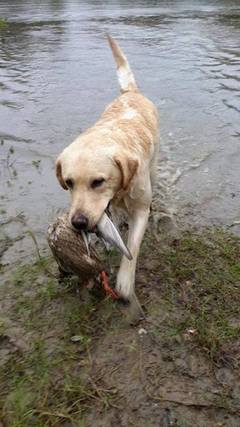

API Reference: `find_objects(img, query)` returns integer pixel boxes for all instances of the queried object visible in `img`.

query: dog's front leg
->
[116,207,150,319]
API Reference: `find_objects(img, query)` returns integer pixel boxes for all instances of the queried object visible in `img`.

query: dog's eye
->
[65,178,74,189]
[91,178,105,189]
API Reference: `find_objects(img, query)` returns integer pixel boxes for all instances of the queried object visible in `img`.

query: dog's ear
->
[114,154,139,191]
[56,159,68,190]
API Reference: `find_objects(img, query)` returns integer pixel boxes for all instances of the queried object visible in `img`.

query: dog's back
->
[81,37,158,160]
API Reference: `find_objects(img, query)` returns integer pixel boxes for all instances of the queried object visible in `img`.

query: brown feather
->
[47,213,103,281]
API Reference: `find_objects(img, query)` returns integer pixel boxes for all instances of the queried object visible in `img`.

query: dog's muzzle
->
[71,213,89,231]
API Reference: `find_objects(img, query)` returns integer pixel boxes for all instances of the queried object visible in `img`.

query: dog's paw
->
[116,278,133,301]
[128,294,145,325]
[117,293,145,325]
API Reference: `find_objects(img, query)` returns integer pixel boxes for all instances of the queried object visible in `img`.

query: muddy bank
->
[1,0,240,237]
[0,228,240,426]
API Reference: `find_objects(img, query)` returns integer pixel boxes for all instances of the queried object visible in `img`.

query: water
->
[0,0,240,258]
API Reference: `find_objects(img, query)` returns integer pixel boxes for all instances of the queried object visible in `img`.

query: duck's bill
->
[81,230,90,257]
[97,212,132,260]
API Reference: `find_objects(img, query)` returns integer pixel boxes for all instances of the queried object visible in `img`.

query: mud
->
[0,228,240,426]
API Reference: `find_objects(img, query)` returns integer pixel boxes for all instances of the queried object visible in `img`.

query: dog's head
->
[56,143,138,232]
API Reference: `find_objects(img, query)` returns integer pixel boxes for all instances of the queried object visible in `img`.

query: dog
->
[56,35,159,319]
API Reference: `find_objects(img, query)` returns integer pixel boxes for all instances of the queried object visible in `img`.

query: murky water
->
[0,0,240,258]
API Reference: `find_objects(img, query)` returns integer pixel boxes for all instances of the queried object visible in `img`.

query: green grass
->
[0,227,240,424]
[0,254,121,425]
[142,229,240,361]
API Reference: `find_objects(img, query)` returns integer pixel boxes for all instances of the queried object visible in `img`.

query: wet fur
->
[56,36,159,319]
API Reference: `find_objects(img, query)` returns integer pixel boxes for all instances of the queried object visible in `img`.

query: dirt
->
[0,225,240,427]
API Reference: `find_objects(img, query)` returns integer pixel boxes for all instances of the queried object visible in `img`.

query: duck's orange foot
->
[99,271,119,300]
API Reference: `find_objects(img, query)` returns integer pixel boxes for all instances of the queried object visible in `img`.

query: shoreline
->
[1,225,240,426]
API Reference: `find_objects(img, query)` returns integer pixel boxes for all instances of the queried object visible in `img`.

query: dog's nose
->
[71,213,89,231]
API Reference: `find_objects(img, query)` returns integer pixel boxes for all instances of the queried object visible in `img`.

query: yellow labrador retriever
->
[56,36,158,317]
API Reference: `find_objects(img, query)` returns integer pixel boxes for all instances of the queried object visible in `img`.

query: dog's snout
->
[71,213,89,231]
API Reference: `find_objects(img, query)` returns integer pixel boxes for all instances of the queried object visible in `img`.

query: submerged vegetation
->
[0,228,240,426]
[0,17,8,30]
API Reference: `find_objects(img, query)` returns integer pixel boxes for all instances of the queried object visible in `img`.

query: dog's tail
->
[107,35,138,94]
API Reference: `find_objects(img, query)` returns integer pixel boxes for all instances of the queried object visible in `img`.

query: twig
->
[36,410,73,420]
[228,221,240,228]
[27,230,41,261]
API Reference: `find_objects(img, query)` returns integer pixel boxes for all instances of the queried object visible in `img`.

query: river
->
[0,0,239,261]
